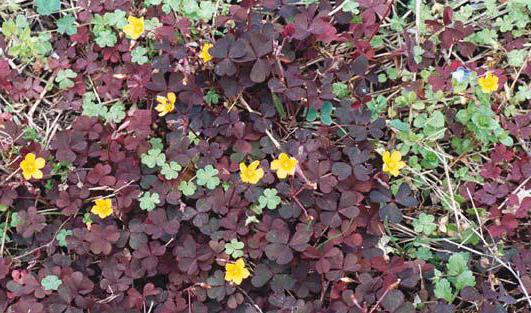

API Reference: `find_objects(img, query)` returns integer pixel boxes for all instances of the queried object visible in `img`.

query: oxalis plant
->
[0,0,529,312]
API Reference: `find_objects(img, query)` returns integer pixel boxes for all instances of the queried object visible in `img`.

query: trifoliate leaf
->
[35,0,61,15]
[41,275,62,291]
[139,192,160,211]
[179,180,197,196]
[56,15,77,35]
[56,229,72,247]
[258,188,281,210]
[196,165,220,190]
[141,149,166,168]
[161,161,182,180]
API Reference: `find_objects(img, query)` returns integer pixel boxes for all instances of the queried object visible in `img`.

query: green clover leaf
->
[412,213,437,235]
[10,212,21,228]
[204,90,220,105]
[258,188,281,210]
[94,29,117,48]
[56,15,77,36]
[139,191,160,211]
[196,165,220,190]
[56,229,72,247]
[224,239,245,258]
[332,82,349,99]
[179,180,197,197]
[161,161,182,180]
[141,149,166,169]
[149,137,164,151]
[131,46,149,65]
[55,69,78,90]
[41,275,62,291]
[35,0,61,15]
[106,103,126,123]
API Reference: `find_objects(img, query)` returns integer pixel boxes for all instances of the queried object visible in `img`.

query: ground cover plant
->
[0,0,529,312]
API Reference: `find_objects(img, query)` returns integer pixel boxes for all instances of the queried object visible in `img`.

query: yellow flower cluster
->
[239,153,298,185]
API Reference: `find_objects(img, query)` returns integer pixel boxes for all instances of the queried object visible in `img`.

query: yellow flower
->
[224,258,251,285]
[477,72,499,94]
[91,198,113,219]
[270,153,298,179]
[20,153,45,180]
[155,92,176,116]
[239,160,264,184]
[123,16,144,40]
[199,43,214,63]
[382,150,406,177]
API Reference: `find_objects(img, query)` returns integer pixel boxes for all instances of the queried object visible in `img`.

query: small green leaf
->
[55,69,78,90]
[41,275,62,291]
[272,93,286,119]
[95,29,117,48]
[35,0,61,15]
[455,270,476,290]
[224,239,245,258]
[149,137,164,151]
[342,0,360,14]
[306,107,318,122]
[412,213,437,235]
[447,252,469,276]
[320,101,334,126]
[204,90,220,105]
[434,278,453,303]
[139,192,160,211]
[56,229,72,247]
[10,212,21,228]
[106,103,126,123]
[56,15,77,36]
[258,188,281,210]
[103,10,128,28]
[131,46,149,65]
[161,161,182,180]
[196,165,220,190]
[179,180,197,196]
[141,149,166,168]
[332,82,349,99]
[415,247,433,260]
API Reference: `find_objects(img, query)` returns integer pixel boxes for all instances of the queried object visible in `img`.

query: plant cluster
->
[0,0,529,312]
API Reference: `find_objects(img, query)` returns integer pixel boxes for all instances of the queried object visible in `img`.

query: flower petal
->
[390,150,402,162]
[35,157,45,169]
[32,170,43,180]
[167,92,176,104]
